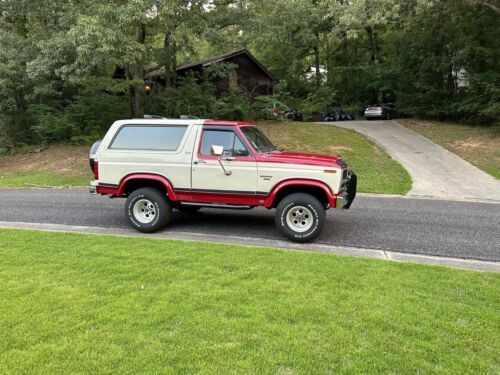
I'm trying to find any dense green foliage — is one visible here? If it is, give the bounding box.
[0,0,498,150]
[1,229,499,373]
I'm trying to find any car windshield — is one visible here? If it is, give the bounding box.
[240,126,278,153]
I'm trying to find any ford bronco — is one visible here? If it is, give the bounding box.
[89,118,356,242]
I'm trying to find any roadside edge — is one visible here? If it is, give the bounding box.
[1,221,498,272]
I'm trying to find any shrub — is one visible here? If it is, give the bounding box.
[213,89,249,120]
[30,88,128,144]
[250,96,289,119]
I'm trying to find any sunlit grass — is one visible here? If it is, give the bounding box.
[258,121,412,194]
[0,171,90,188]
[1,229,498,374]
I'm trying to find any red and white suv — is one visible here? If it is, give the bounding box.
[90,118,356,242]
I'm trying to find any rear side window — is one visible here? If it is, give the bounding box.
[110,125,187,151]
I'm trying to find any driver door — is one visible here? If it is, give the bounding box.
[191,127,257,194]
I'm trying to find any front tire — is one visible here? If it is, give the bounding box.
[275,193,325,242]
[125,188,171,233]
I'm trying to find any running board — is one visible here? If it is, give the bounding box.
[179,202,253,210]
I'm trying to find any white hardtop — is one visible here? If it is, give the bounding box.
[111,118,208,126]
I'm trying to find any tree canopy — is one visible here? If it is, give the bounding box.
[0,0,498,150]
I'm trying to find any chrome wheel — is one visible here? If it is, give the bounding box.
[133,199,156,224]
[286,205,313,233]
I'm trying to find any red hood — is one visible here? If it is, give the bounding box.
[255,150,343,167]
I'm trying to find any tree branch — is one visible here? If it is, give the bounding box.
[477,0,500,14]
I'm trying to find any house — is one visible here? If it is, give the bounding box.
[146,49,275,97]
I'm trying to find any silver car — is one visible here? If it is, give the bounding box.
[364,103,398,120]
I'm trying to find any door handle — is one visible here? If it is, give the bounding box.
[193,160,207,165]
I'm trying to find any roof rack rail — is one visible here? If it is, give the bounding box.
[143,114,166,119]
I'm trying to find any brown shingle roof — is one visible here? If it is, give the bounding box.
[176,48,274,80]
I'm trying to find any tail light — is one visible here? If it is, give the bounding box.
[93,161,99,180]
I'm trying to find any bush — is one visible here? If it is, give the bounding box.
[30,88,129,144]
[213,89,249,120]
[250,96,289,119]
[144,75,216,119]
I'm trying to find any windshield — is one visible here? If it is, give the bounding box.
[240,126,278,153]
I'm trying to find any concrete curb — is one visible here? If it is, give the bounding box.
[1,221,498,272]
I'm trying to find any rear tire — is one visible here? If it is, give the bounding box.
[125,188,171,233]
[275,193,325,242]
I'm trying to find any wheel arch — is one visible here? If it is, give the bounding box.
[118,173,177,200]
[264,179,335,208]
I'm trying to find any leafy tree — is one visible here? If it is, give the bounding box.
[1,0,499,150]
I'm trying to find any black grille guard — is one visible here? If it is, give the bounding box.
[343,170,357,209]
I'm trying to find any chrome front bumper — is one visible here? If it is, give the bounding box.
[335,194,348,210]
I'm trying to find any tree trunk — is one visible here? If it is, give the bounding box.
[366,25,378,66]
[129,23,146,118]
[164,30,177,88]
[325,37,334,85]
[313,45,321,89]
[366,25,379,102]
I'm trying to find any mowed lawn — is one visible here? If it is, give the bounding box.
[399,119,500,179]
[0,229,498,374]
[0,144,91,188]
[259,121,411,194]
[0,122,411,194]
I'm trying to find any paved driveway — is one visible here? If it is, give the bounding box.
[321,120,500,201]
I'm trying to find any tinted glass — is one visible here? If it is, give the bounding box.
[240,126,277,153]
[111,126,187,150]
[200,130,249,157]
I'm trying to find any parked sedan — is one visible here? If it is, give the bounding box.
[364,103,398,120]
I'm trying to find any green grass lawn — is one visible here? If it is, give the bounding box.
[0,229,498,374]
[399,119,500,179]
[259,121,411,194]
[0,171,90,188]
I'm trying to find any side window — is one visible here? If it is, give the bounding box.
[233,136,249,157]
[200,130,250,157]
[110,125,187,151]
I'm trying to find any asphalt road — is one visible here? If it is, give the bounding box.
[0,188,499,262]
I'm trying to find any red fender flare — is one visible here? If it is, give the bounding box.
[263,178,336,208]
[117,173,177,200]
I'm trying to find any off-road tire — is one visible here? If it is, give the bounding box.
[125,187,171,233]
[275,193,325,242]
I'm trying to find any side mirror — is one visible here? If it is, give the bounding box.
[210,145,232,176]
[211,145,224,156]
